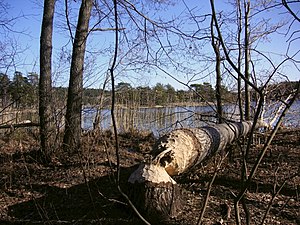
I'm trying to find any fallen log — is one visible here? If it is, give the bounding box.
[128,121,262,222]
[0,121,39,129]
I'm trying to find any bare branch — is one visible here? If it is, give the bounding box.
[282,0,300,22]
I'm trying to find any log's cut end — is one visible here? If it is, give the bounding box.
[128,163,176,184]
[128,164,183,222]
[152,129,204,176]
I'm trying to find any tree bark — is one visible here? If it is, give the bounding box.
[63,0,93,153]
[244,0,251,121]
[39,0,55,160]
[128,121,261,221]
[236,0,244,121]
[211,16,223,124]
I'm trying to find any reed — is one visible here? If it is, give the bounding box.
[0,108,38,126]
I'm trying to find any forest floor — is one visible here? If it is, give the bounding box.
[0,127,299,225]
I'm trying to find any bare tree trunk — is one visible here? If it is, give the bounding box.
[211,16,223,124]
[39,0,56,161]
[244,0,251,121]
[237,0,244,121]
[63,0,93,153]
[128,121,262,221]
[242,4,252,222]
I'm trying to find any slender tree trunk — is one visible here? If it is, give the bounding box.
[237,0,244,121]
[211,17,223,123]
[63,0,93,152]
[39,0,56,161]
[242,3,252,223]
[244,0,251,120]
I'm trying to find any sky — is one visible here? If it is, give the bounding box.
[1,0,300,90]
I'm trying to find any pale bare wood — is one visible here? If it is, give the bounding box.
[0,122,39,129]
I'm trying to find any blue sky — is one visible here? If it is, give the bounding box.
[2,0,300,90]
[2,1,42,74]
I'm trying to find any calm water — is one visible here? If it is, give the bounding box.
[82,100,300,135]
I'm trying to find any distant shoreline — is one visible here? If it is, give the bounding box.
[83,102,216,110]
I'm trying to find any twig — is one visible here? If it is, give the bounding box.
[260,180,287,225]
[109,1,150,224]
[261,172,298,225]
[64,0,74,44]
[197,153,228,224]
[282,0,300,22]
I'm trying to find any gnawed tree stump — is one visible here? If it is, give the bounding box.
[128,164,181,222]
[128,121,262,222]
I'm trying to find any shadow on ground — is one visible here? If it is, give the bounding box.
[6,165,144,225]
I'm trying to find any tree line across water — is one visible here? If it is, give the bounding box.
[0,71,234,108]
[1,71,297,109]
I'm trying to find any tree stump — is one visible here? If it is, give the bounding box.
[128,164,181,222]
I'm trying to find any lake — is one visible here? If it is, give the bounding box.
[82,100,300,135]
